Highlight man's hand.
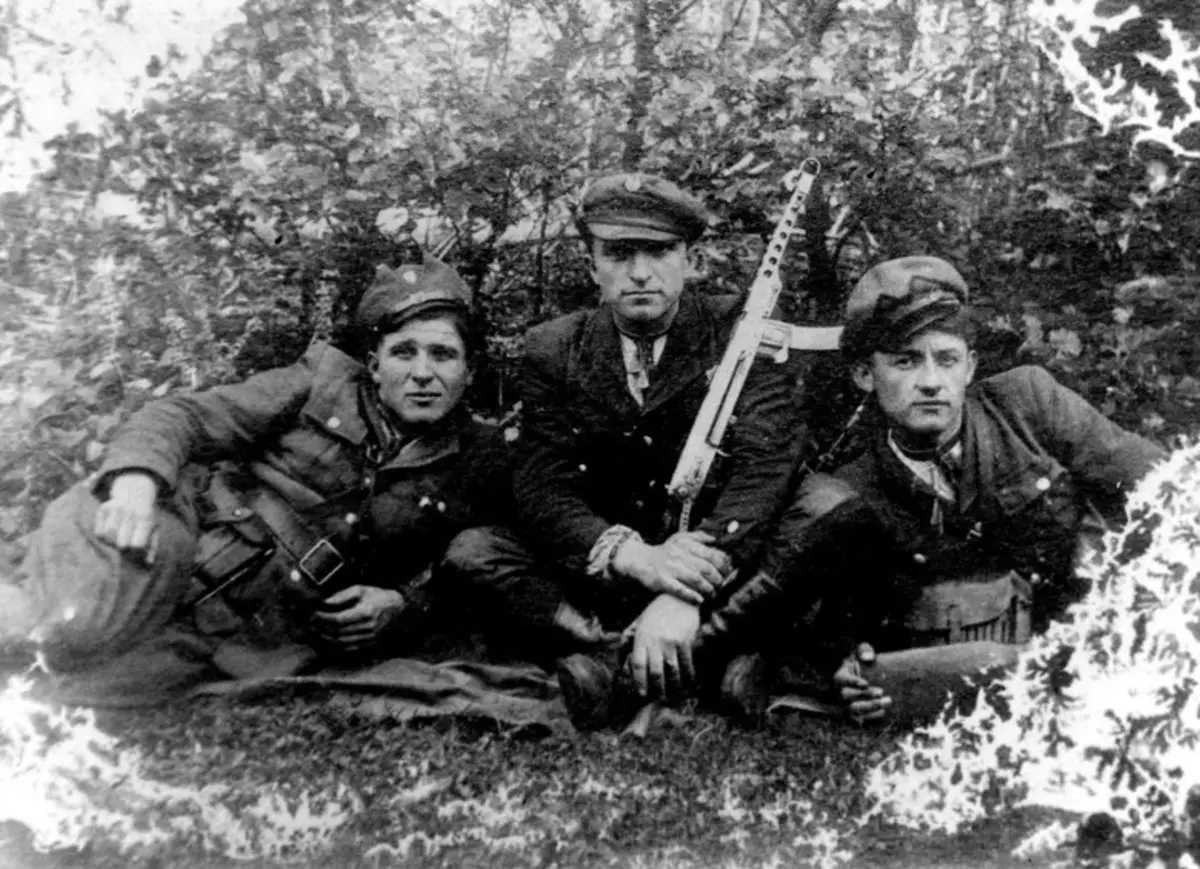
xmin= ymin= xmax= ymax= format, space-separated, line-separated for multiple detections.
xmin=311 ymin=585 xmax=408 ymax=652
xmin=93 ymin=472 xmax=160 ymax=564
xmin=612 ymin=530 xmax=730 ymax=604
xmin=833 ymin=642 xmax=892 ymax=723
xmin=626 ymin=593 xmax=701 ymax=700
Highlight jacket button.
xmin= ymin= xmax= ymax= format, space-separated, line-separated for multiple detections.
xmin=327 ymin=416 xmax=341 ymax=429
xmin=913 ymin=553 xmax=927 ymax=565
xmin=1036 ymin=477 xmax=1051 ymax=491
xmin=344 ymin=513 xmax=358 ymax=525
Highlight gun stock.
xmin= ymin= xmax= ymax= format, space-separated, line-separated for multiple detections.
xmin=667 ymin=160 xmax=823 ymax=528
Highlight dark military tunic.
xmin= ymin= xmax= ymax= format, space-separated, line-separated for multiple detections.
xmin=19 ymin=342 xmax=509 ymax=701
xmin=443 ymin=289 xmax=804 ymax=651
xmin=768 ymin=365 xmax=1165 ymax=656
xmin=516 ymin=290 xmax=803 ymax=575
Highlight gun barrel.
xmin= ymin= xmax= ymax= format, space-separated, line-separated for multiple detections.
xmin=666 ymin=161 xmax=822 ymax=513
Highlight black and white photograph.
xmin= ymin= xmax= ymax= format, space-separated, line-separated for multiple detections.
xmin=0 ymin=0 xmax=1198 ymax=866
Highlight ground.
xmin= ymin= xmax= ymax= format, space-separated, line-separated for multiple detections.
xmin=0 ymin=688 xmax=1074 ymax=869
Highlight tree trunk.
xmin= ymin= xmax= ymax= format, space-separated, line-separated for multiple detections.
xmin=622 ymin=0 xmax=655 ymax=169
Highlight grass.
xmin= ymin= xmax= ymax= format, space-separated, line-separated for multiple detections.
xmin=0 ymin=687 xmax=1074 ymax=869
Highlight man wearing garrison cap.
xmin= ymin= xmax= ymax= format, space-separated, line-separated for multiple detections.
xmin=443 ymin=171 xmax=804 ymax=724
xmin=632 ymin=254 xmax=1166 ymax=728
xmin=4 ymin=256 xmax=513 ymax=705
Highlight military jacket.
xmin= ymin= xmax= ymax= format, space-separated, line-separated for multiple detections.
xmin=98 ymin=342 xmax=511 ymax=589
xmin=514 ymin=290 xmax=804 ymax=575
xmin=773 ymin=365 xmax=1165 ymax=645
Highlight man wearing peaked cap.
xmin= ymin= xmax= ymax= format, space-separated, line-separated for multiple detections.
xmin=575 ymin=173 xmax=710 ymax=244
xmin=6 ymin=256 xmax=513 ymax=705
xmin=662 ymin=254 xmax=1165 ymax=728
xmin=443 ymin=169 xmax=806 ymax=729
xmin=356 ymin=256 xmax=474 ymax=337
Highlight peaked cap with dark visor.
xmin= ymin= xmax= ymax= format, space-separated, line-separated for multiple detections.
xmin=839 ymin=256 xmax=971 ymax=359
xmin=355 ymin=255 xmax=473 ymax=335
xmin=574 ymin=172 xmax=709 ymax=243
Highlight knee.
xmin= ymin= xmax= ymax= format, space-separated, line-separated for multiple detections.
xmin=442 ymin=526 xmax=507 ymax=579
xmin=441 ymin=524 xmax=536 ymax=584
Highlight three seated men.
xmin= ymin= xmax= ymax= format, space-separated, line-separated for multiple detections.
xmin=2 ymin=170 xmax=1166 ymax=727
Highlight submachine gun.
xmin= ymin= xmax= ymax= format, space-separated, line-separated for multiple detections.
xmin=667 ymin=159 xmax=843 ymax=529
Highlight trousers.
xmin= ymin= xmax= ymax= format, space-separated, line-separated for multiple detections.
xmin=441 ymin=525 xmax=653 ymax=664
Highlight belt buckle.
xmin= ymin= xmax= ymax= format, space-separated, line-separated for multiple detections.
xmin=299 ymin=538 xmax=344 ymax=587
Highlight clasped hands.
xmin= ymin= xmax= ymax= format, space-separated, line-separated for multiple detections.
xmin=612 ymin=529 xmax=733 ymax=700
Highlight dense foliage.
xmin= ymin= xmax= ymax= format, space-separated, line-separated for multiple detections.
xmin=1 ymin=0 xmax=1198 ymax=555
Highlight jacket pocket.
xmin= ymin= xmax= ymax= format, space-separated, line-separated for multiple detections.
xmin=993 ymin=459 xmax=1079 ymax=529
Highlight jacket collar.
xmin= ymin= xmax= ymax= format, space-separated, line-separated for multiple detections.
xmin=576 ymin=290 xmax=718 ymax=416
xmin=868 ymin=392 xmax=983 ymax=513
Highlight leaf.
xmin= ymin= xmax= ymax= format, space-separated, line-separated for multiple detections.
xmin=20 ymin=385 xmax=56 ymax=410
xmin=1021 ymin=314 xmax=1044 ymax=348
xmin=810 ymin=57 xmax=834 ymax=84
xmin=1048 ymin=329 xmax=1082 ymax=358
xmin=376 ymin=207 xmax=411 ymax=237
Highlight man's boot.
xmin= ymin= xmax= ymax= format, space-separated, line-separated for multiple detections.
xmin=698 ymin=498 xmax=885 ymax=726
xmin=716 ymin=652 xmax=768 ymax=728
xmin=694 ymin=569 xmax=791 ymax=727
xmin=556 ymin=646 xmax=642 ymax=731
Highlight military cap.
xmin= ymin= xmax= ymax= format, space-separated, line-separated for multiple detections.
xmin=840 ymin=256 xmax=970 ymax=359
xmin=576 ymin=172 xmax=709 ymax=243
xmin=355 ymin=256 xmax=472 ymax=333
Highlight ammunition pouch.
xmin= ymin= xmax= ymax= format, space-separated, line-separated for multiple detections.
xmin=190 ymin=465 xmax=351 ymax=633
xmin=900 ymin=570 xmax=1033 ymax=648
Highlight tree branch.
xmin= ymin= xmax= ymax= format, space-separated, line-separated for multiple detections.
xmin=759 ymin=0 xmax=805 ymax=42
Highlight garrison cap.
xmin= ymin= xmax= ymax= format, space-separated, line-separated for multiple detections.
xmin=355 ymin=256 xmax=472 ymax=333
xmin=576 ymin=172 xmax=709 ymax=243
xmin=840 ymin=256 xmax=970 ymax=359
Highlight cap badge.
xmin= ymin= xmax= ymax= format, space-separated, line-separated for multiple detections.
xmin=624 ymin=175 xmax=642 ymax=192
xmin=402 ymin=270 xmax=418 ymax=284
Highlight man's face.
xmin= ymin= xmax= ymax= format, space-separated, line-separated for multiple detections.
xmin=853 ymin=330 xmax=977 ymax=445
xmin=371 ymin=315 xmax=470 ymax=428
xmin=590 ymin=237 xmax=687 ymax=325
